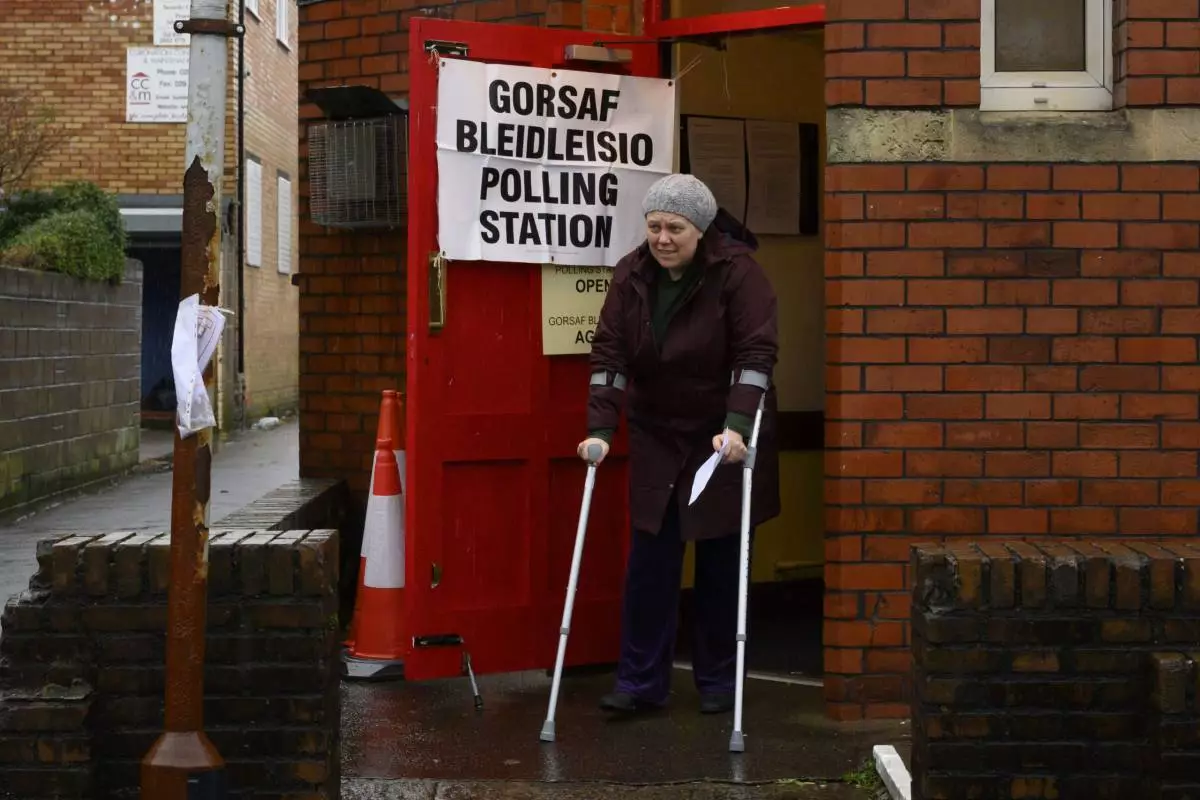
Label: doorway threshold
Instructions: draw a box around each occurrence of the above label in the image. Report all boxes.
[671,661,824,689]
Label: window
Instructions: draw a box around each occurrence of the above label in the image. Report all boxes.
[246,158,262,267]
[277,174,292,275]
[246,0,259,18]
[981,0,1112,112]
[276,0,290,48]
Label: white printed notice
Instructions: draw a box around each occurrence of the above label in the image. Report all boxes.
[685,117,747,223]
[153,0,190,45]
[436,59,676,267]
[745,120,801,236]
[126,47,189,123]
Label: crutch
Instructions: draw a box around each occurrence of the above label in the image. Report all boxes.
[730,394,766,754]
[540,442,604,743]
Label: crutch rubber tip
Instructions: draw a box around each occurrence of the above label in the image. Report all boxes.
[539,720,556,742]
[729,731,745,753]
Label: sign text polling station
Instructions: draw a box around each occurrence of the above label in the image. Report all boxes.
[436,59,676,267]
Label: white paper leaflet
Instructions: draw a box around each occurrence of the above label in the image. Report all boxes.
[171,294,225,437]
[689,437,731,506]
[435,58,676,267]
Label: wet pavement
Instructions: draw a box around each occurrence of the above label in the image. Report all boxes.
[342,667,906,791]
[0,419,299,602]
[343,778,874,799]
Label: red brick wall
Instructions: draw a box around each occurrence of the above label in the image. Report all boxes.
[826,0,1200,109]
[824,0,1200,720]
[297,0,636,494]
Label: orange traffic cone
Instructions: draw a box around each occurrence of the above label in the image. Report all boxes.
[345,390,406,651]
[341,436,406,681]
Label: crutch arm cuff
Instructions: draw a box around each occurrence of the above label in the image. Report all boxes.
[727,369,770,420]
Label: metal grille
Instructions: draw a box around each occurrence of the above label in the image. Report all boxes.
[307,115,407,229]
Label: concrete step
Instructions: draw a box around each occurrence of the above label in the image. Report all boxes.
[343,779,874,800]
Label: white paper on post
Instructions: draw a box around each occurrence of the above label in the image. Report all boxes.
[689,438,731,506]
[171,293,225,438]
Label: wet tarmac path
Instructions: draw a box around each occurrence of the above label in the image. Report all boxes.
[342,667,906,795]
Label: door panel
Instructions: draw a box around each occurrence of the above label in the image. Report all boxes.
[405,19,661,681]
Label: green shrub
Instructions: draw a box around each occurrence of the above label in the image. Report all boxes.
[1,208,126,282]
[0,181,126,282]
[0,181,125,249]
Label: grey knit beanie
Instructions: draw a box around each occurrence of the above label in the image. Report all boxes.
[642,174,718,232]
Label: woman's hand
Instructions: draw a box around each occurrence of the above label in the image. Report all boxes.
[577,437,610,464]
[713,429,747,464]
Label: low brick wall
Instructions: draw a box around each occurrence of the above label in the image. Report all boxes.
[215,477,361,624]
[912,541,1200,800]
[0,529,341,800]
[0,260,143,515]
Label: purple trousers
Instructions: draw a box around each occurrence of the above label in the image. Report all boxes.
[614,500,753,704]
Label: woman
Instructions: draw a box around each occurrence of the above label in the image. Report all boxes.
[578,173,780,715]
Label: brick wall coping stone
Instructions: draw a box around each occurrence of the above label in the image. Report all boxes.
[911,539,1200,800]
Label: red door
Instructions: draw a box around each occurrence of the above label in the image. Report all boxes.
[403,18,663,681]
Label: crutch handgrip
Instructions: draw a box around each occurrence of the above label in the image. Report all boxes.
[585,443,603,463]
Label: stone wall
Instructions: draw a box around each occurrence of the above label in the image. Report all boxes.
[911,541,1200,800]
[0,260,142,516]
[0,529,341,800]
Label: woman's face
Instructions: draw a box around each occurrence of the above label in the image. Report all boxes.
[645,211,701,269]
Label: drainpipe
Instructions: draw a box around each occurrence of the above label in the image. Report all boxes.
[236,0,246,383]
[140,0,238,795]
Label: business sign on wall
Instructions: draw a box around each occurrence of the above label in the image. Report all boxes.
[436,59,676,267]
[126,47,189,123]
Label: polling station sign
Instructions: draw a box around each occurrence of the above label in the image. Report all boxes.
[436,59,676,267]
[541,265,613,355]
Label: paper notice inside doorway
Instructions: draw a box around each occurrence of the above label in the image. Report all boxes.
[685,117,747,222]
[746,120,801,235]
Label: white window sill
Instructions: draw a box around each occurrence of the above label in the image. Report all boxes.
[981,86,1114,113]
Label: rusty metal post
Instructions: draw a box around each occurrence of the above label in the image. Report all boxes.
[142,1,239,796]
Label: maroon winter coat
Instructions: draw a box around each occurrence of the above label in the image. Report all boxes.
[587,210,781,541]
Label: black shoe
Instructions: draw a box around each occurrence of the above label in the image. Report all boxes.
[599,691,653,713]
[699,693,734,715]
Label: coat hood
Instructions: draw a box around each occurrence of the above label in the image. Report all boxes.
[703,207,759,260]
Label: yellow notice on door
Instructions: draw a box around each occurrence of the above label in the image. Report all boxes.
[540,264,614,355]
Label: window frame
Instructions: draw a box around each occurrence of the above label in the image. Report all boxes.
[980,0,1113,112]
[246,0,259,19]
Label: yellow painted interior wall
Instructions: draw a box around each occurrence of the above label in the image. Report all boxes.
[670,13,826,588]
